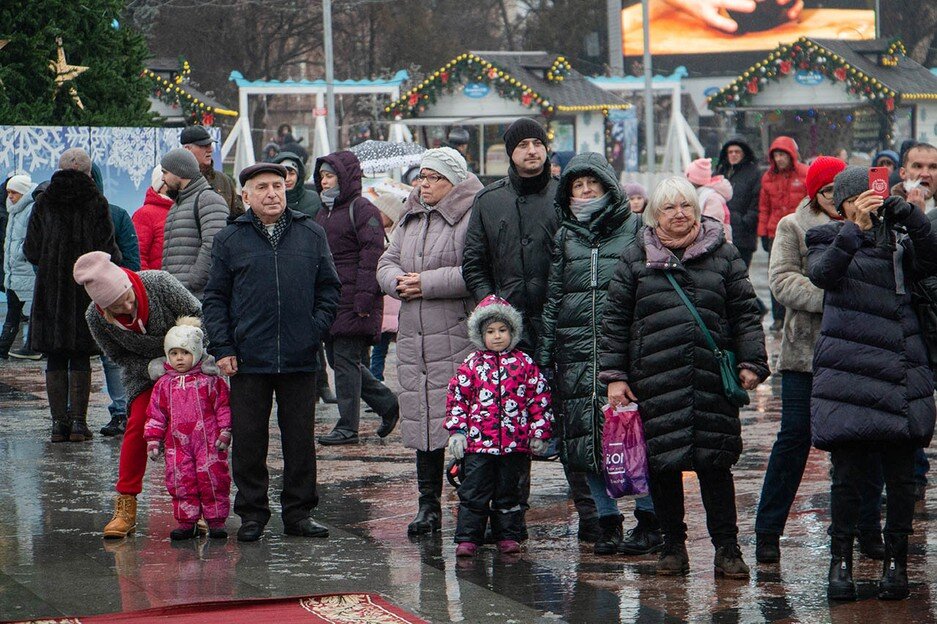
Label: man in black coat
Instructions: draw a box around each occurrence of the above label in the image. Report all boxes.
[461,117,599,541]
[203,162,341,543]
[715,138,761,267]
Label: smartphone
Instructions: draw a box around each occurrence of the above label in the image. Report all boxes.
[869,167,890,199]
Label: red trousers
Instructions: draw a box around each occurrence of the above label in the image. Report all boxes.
[116,387,153,495]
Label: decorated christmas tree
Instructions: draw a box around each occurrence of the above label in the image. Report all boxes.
[0,0,157,126]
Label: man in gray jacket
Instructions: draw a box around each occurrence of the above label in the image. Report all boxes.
[160,148,229,299]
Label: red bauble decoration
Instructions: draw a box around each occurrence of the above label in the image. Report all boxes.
[834,67,847,81]
[885,97,895,112]
[746,79,759,95]
[408,93,419,106]
[521,92,533,106]
[779,61,793,75]
[202,112,214,126]
[440,71,449,85]
[487,67,498,80]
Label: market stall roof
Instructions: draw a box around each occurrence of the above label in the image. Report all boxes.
[384,51,629,119]
[146,57,237,121]
[708,38,937,112]
[229,70,409,94]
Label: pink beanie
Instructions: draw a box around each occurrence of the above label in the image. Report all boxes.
[73,252,132,309]
[685,158,714,186]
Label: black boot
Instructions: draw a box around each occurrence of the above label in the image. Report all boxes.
[619,509,663,555]
[0,324,17,359]
[828,536,858,601]
[594,514,624,555]
[407,449,444,535]
[755,533,781,564]
[68,370,93,442]
[878,534,910,600]
[46,370,70,443]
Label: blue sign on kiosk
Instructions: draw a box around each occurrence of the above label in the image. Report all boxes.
[794,70,825,86]
[463,83,491,99]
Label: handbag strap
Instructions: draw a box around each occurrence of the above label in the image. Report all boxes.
[664,271,720,353]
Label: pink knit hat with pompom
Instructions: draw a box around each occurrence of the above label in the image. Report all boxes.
[73,252,132,309]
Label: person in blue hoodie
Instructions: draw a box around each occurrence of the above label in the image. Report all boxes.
[89,163,140,436]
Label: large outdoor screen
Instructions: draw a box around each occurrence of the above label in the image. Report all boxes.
[622,0,876,74]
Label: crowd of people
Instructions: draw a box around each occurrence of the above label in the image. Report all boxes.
[1,117,936,602]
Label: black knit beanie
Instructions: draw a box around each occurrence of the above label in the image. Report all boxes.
[504,118,548,157]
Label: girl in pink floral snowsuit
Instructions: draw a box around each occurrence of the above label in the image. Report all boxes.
[445,295,553,556]
[145,317,231,540]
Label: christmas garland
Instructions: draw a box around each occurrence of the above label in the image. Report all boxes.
[384,53,554,118]
[546,56,571,83]
[144,57,237,125]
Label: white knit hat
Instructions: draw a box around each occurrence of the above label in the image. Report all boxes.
[6,174,32,196]
[163,317,204,363]
[420,147,468,186]
[150,164,165,191]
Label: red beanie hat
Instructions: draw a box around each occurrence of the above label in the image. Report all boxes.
[806,156,846,200]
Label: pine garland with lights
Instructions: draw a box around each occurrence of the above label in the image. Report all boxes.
[385,53,554,118]
[144,58,237,126]
[546,57,571,83]
[708,37,908,145]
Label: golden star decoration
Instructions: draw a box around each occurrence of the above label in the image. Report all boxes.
[49,37,88,110]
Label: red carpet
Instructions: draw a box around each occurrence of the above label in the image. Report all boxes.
[7,593,429,624]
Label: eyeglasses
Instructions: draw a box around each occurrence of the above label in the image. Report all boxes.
[417,173,446,184]
[660,202,693,215]
[818,187,834,198]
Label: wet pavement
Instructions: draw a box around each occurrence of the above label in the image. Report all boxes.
[1,251,937,623]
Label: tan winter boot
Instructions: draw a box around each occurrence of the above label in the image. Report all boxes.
[103,495,137,539]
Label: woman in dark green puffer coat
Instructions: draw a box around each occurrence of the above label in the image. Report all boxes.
[536,153,660,557]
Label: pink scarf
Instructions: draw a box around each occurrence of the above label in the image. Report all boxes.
[655,222,701,250]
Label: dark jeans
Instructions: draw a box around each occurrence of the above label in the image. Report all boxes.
[649,467,738,547]
[369,331,395,381]
[325,335,398,434]
[230,372,319,526]
[101,354,128,417]
[830,443,916,540]
[756,372,884,535]
[764,238,786,323]
[456,453,529,543]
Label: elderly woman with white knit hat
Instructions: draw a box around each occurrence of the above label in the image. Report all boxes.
[377,147,483,535]
[73,251,202,539]
[1,174,36,359]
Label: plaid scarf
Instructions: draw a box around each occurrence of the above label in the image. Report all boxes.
[251,209,289,248]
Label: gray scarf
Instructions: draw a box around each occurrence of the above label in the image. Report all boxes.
[569,192,610,222]
[320,186,340,210]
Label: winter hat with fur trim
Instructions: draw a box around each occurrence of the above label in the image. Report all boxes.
[420,147,468,186]
[164,316,204,363]
[467,295,523,351]
[73,251,133,309]
[805,156,846,200]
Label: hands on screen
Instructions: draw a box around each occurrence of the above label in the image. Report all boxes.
[660,0,803,33]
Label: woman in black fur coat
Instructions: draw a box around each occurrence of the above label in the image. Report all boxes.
[23,149,120,443]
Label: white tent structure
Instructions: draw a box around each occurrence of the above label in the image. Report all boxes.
[590,67,704,179]
[220,70,410,179]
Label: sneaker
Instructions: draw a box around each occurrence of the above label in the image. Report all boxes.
[455,542,479,557]
[755,533,780,564]
[8,346,43,360]
[100,414,127,437]
[657,542,690,576]
[714,543,750,579]
[497,540,521,554]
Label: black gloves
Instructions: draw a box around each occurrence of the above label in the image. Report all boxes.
[883,195,914,224]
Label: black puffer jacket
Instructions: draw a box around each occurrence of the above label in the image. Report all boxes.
[807,212,937,451]
[462,166,559,351]
[598,219,769,472]
[537,153,640,473]
[716,138,762,252]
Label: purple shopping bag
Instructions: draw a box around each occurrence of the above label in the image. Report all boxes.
[602,402,649,499]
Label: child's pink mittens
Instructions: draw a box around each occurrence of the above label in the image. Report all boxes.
[215,430,232,452]
[147,441,161,461]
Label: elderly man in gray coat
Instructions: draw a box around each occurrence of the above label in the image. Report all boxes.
[160,148,229,299]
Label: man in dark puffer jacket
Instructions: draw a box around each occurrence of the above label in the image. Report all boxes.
[715,138,761,267]
[462,118,599,541]
[807,166,937,601]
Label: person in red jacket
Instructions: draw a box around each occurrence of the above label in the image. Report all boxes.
[132,166,173,270]
[757,136,808,331]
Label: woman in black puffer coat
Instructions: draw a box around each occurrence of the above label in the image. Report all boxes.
[598,177,768,579]
[537,153,659,557]
[807,166,937,602]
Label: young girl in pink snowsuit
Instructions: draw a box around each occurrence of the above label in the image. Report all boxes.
[144,317,232,540]
[445,295,553,557]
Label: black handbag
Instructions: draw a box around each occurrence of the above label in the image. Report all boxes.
[665,272,751,407]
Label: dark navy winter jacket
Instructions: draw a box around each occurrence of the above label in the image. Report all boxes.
[807,210,937,451]
[203,208,341,374]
